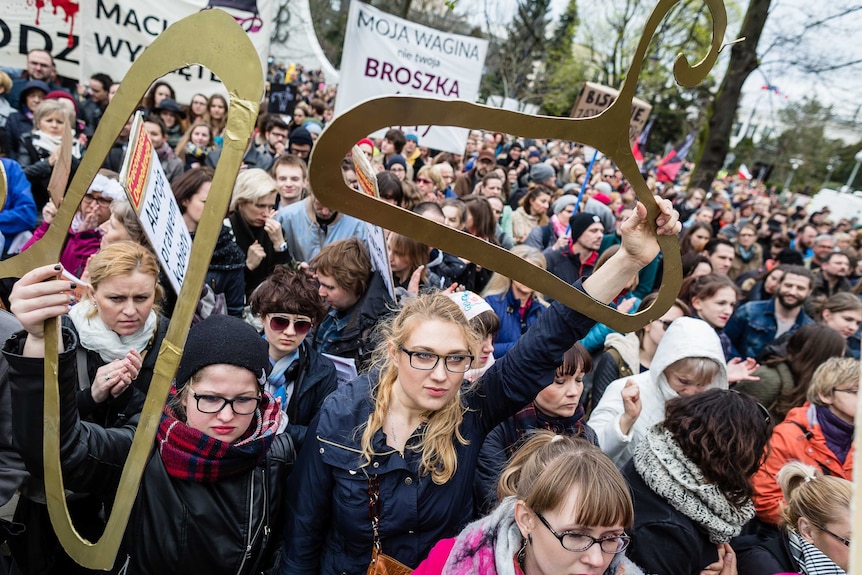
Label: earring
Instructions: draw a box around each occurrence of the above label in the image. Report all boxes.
[91,300,98,309]
[517,534,531,566]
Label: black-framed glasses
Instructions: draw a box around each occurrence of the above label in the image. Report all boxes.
[82,194,112,207]
[654,318,674,330]
[835,388,859,396]
[268,315,312,335]
[399,347,474,373]
[192,392,261,415]
[816,524,851,547]
[535,512,630,554]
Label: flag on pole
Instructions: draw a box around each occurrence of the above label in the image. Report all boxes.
[632,117,655,163]
[738,163,753,180]
[656,133,696,183]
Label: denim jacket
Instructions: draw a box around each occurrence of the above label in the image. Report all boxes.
[724,298,813,359]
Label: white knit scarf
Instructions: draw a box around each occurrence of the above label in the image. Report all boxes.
[633,426,754,543]
[68,299,157,362]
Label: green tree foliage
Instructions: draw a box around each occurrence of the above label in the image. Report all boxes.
[538,0,587,116]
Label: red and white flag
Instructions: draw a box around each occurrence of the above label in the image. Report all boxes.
[738,164,753,180]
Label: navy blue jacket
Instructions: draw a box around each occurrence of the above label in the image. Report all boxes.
[281,286,597,574]
[485,289,545,358]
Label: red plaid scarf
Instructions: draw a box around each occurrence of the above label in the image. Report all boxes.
[156,387,284,482]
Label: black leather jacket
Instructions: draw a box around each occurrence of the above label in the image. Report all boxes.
[5,327,294,575]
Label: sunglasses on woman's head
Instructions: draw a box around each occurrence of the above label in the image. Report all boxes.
[268,315,313,335]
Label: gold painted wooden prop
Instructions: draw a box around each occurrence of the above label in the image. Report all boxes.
[0,10,262,569]
[312,0,726,332]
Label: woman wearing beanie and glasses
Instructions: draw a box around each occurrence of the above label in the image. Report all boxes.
[281,198,681,574]
[3,298,295,574]
[250,266,337,450]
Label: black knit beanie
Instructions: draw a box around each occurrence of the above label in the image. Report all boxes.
[568,212,602,242]
[174,315,270,389]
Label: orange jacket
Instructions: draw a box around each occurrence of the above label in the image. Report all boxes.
[752,403,854,525]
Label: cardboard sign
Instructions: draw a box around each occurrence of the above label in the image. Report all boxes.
[268,83,298,116]
[119,113,192,295]
[571,82,652,144]
[351,145,395,300]
[335,2,488,155]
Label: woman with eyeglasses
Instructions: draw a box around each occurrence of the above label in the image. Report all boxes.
[735,461,851,575]
[228,168,293,298]
[5,307,294,574]
[251,266,337,450]
[750,357,858,527]
[280,198,681,574]
[624,389,771,575]
[415,432,646,575]
[22,170,122,278]
[6,242,172,573]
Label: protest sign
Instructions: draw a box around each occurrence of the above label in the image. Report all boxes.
[0,0,81,78]
[79,0,273,102]
[119,113,192,295]
[571,82,652,144]
[268,83,298,116]
[351,145,395,300]
[335,2,488,155]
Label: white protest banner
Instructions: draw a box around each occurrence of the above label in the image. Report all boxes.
[119,113,192,295]
[0,0,80,79]
[335,2,488,155]
[571,82,652,144]
[79,0,273,103]
[351,145,395,301]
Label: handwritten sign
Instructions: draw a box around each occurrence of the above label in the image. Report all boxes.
[571,82,652,144]
[119,113,192,294]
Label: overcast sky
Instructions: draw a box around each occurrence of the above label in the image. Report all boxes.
[457,0,862,132]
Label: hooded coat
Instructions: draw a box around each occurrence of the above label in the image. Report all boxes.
[588,317,729,468]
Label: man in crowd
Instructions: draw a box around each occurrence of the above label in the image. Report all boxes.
[270,154,307,209]
[543,212,603,286]
[454,149,495,197]
[806,234,836,271]
[79,73,113,136]
[255,114,290,164]
[810,250,852,301]
[724,265,815,359]
[403,133,424,177]
[705,238,735,276]
[275,190,366,263]
[8,50,67,109]
[288,127,314,161]
[792,223,817,259]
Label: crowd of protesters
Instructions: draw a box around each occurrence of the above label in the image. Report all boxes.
[0,50,858,575]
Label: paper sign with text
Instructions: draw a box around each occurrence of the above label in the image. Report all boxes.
[119,113,192,295]
[571,82,652,144]
[335,2,488,155]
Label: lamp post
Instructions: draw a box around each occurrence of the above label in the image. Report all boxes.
[784,157,803,192]
[822,157,840,189]
[846,150,862,192]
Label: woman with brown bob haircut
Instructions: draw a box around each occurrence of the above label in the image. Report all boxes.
[250,266,336,449]
[415,432,643,575]
[625,389,772,575]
